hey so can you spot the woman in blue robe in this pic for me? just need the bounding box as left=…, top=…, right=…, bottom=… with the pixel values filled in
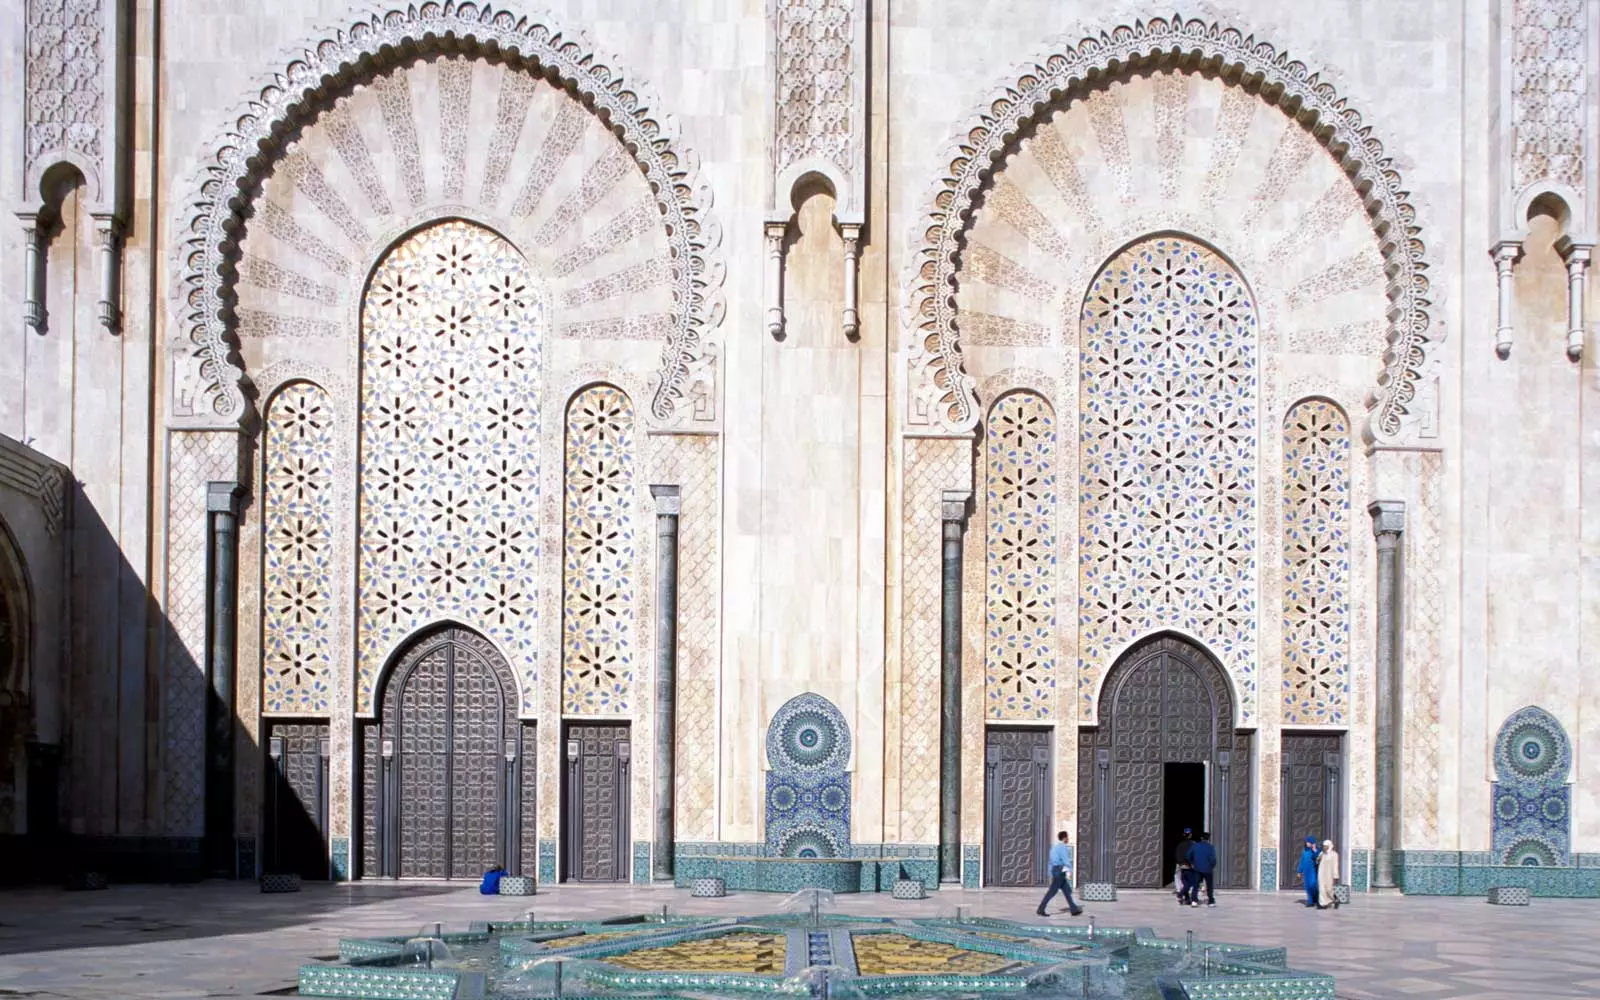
left=1295, top=837, right=1319, bottom=907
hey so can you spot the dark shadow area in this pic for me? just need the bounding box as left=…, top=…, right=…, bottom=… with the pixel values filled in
left=0, top=881, right=463, bottom=957
left=1161, top=762, right=1205, bottom=890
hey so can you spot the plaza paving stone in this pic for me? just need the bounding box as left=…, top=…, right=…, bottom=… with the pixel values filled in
left=0, top=882, right=1596, bottom=1000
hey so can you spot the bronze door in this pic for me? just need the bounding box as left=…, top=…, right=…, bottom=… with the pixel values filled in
left=264, top=721, right=329, bottom=879
left=370, top=627, right=520, bottom=878
left=1076, top=634, right=1253, bottom=889
left=1279, top=732, right=1343, bottom=888
left=983, top=728, right=1051, bottom=886
left=563, top=723, right=630, bottom=881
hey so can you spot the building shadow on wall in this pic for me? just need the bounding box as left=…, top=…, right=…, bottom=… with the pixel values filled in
left=0, top=473, right=342, bottom=901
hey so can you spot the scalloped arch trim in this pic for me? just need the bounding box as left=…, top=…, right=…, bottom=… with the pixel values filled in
left=904, top=12, right=1433, bottom=442
left=171, top=0, right=724, bottom=427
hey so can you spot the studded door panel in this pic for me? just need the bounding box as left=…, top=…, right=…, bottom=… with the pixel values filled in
left=369, top=626, right=523, bottom=879
left=984, top=728, right=1051, bottom=886
left=264, top=721, right=328, bottom=879
left=1279, top=732, right=1342, bottom=888
left=397, top=646, right=451, bottom=878
left=1084, top=635, right=1253, bottom=889
left=565, top=723, right=630, bottom=881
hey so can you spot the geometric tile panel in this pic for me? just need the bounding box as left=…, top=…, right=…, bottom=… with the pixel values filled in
left=1079, top=236, right=1259, bottom=721
left=1280, top=399, right=1351, bottom=725
left=164, top=430, right=237, bottom=836
left=1491, top=706, right=1572, bottom=867
left=357, top=220, right=543, bottom=715
left=262, top=383, right=336, bottom=714
left=984, top=392, right=1056, bottom=720
left=562, top=385, right=637, bottom=715
left=765, top=693, right=851, bottom=858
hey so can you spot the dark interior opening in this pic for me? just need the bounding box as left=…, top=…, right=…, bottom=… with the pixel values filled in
left=1161, top=761, right=1207, bottom=887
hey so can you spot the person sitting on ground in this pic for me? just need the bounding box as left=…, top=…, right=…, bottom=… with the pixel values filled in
left=479, top=865, right=506, bottom=895
left=1296, top=836, right=1319, bottom=908
left=1188, top=832, right=1218, bottom=907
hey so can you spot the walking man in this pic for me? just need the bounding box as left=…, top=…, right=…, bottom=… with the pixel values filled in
left=1035, top=830, right=1083, bottom=917
left=1189, top=831, right=1218, bottom=907
left=1174, top=828, right=1196, bottom=905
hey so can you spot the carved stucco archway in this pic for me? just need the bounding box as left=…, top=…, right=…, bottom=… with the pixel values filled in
left=169, top=0, right=725, bottom=429
left=902, top=9, right=1435, bottom=444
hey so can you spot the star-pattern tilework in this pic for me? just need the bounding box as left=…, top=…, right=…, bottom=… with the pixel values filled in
left=262, top=383, right=336, bottom=714
left=561, top=385, right=637, bottom=715
left=1078, top=236, right=1259, bottom=720
left=357, top=221, right=542, bottom=714
left=984, top=392, right=1056, bottom=720
left=1491, top=706, right=1572, bottom=866
left=1281, top=399, right=1351, bottom=724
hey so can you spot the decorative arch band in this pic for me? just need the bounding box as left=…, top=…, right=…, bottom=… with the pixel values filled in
left=903, top=12, right=1432, bottom=443
left=171, top=0, right=724, bottom=427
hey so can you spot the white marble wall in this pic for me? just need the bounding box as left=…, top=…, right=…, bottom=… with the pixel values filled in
left=4, top=0, right=1600, bottom=868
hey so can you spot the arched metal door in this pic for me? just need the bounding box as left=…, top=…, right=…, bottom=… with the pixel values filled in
left=1077, top=634, right=1253, bottom=888
left=373, top=626, right=521, bottom=878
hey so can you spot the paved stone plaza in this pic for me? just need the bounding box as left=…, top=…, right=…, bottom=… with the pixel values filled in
left=0, top=883, right=1594, bottom=1000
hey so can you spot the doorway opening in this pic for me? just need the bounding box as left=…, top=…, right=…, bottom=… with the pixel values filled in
left=1161, top=762, right=1206, bottom=888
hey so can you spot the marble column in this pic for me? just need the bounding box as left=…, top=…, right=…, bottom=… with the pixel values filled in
left=206, top=481, right=244, bottom=875
left=1490, top=240, right=1522, bottom=359
left=1368, top=500, right=1405, bottom=889
left=940, top=489, right=972, bottom=882
left=18, top=214, right=44, bottom=330
left=1557, top=238, right=1592, bottom=361
left=650, top=485, right=681, bottom=880
left=92, top=213, right=123, bottom=330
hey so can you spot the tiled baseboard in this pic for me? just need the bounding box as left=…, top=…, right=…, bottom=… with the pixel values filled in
left=1394, top=850, right=1600, bottom=897
left=673, top=843, right=940, bottom=892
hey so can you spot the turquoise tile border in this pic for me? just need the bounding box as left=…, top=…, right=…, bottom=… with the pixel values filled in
left=632, top=841, right=651, bottom=884
left=962, top=843, right=981, bottom=888
left=1390, top=850, right=1600, bottom=897
left=538, top=839, right=557, bottom=884
left=1258, top=847, right=1277, bottom=891
left=331, top=838, right=350, bottom=882
left=1349, top=848, right=1368, bottom=892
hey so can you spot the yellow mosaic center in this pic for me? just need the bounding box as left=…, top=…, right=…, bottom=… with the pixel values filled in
left=604, top=932, right=786, bottom=973
left=851, top=933, right=1020, bottom=976
left=541, top=929, right=657, bottom=949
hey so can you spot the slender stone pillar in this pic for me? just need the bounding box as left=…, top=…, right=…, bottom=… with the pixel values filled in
left=650, top=485, right=681, bottom=881
left=939, top=489, right=972, bottom=883
left=205, top=481, right=244, bottom=876
left=1368, top=500, right=1405, bottom=889
left=18, top=214, right=44, bottom=330
left=1490, top=240, right=1522, bottom=359
left=1557, top=238, right=1592, bottom=360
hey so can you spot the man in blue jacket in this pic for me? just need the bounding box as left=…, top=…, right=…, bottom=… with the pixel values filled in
left=1188, top=832, right=1218, bottom=907
left=1295, top=836, right=1319, bottom=907
left=1035, top=830, right=1084, bottom=917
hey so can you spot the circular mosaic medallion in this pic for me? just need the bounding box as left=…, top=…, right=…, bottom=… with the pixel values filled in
left=1495, top=794, right=1520, bottom=822
left=1494, top=707, right=1570, bottom=783
left=1502, top=837, right=1558, bottom=868
left=778, top=826, right=840, bottom=859
left=1542, top=795, right=1567, bottom=823
left=766, top=693, right=851, bottom=773
left=769, top=783, right=797, bottom=811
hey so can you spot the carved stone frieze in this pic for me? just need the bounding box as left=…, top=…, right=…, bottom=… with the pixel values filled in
left=1511, top=0, right=1586, bottom=192
left=24, top=0, right=104, bottom=186
left=902, top=11, right=1435, bottom=444
left=169, top=1, right=725, bottom=429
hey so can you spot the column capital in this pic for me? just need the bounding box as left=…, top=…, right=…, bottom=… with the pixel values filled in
left=649, top=483, right=681, bottom=516
left=206, top=480, right=244, bottom=515
left=941, top=489, right=973, bottom=523
left=1367, top=500, right=1405, bottom=538
left=1556, top=236, right=1594, bottom=266
left=763, top=219, right=789, bottom=244
left=1490, top=239, right=1524, bottom=267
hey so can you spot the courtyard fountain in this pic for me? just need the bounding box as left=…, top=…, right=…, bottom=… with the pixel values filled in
left=296, top=905, right=1336, bottom=1000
